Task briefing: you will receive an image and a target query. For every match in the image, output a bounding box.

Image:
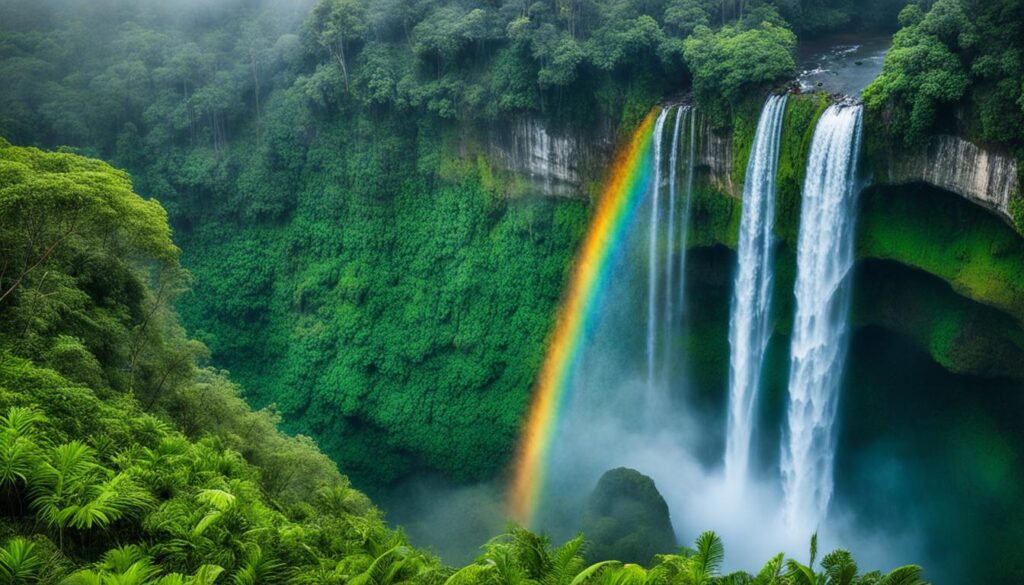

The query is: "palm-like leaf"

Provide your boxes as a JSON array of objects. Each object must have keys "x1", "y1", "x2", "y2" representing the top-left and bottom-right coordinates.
[
  {"x1": 719, "y1": 570, "x2": 753, "y2": 585},
  {"x1": 61, "y1": 548, "x2": 160, "y2": 585},
  {"x1": 542, "y1": 534, "x2": 585, "y2": 585},
  {"x1": 347, "y1": 545, "x2": 418, "y2": 585},
  {"x1": 198, "y1": 489, "x2": 237, "y2": 511},
  {"x1": 752, "y1": 553, "x2": 784, "y2": 585},
  {"x1": 783, "y1": 560, "x2": 816, "y2": 585},
  {"x1": 821, "y1": 550, "x2": 857, "y2": 585},
  {"x1": 0, "y1": 408, "x2": 45, "y2": 490},
  {"x1": 231, "y1": 544, "x2": 284, "y2": 585},
  {"x1": 568, "y1": 560, "x2": 620, "y2": 585},
  {"x1": 599, "y1": 564, "x2": 652, "y2": 585},
  {"x1": 442, "y1": 563, "x2": 495, "y2": 585},
  {"x1": 98, "y1": 544, "x2": 148, "y2": 572},
  {"x1": 879, "y1": 565, "x2": 928, "y2": 585},
  {"x1": 1, "y1": 408, "x2": 45, "y2": 440},
  {"x1": 0, "y1": 537, "x2": 43, "y2": 584},
  {"x1": 693, "y1": 531, "x2": 724, "y2": 577}
]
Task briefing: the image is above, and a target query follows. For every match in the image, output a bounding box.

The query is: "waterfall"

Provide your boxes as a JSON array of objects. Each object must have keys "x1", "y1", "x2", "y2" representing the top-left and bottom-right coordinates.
[
  {"x1": 781, "y1": 104, "x2": 864, "y2": 532},
  {"x1": 646, "y1": 109, "x2": 670, "y2": 401},
  {"x1": 677, "y1": 108, "x2": 696, "y2": 315},
  {"x1": 662, "y1": 106, "x2": 685, "y2": 371},
  {"x1": 724, "y1": 95, "x2": 788, "y2": 486}
]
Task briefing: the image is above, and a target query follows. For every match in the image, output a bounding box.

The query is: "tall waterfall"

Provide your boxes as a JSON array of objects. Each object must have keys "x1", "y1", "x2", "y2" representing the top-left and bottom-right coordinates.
[
  {"x1": 677, "y1": 108, "x2": 696, "y2": 316},
  {"x1": 661, "y1": 107, "x2": 684, "y2": 372},
  {"x1": 781, "y1": 104, "x2": 864, "y2": 532},
  {"x1": 724, "y1": 95, "x2": 787, "y2": 486},
  {"x1": 646, "y1": 109, "x2": 670, "y2": 401}
]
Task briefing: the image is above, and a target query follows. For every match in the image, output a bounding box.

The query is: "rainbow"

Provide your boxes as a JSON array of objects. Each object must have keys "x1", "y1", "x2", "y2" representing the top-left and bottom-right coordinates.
[{"x1": 508, "y1": 109, "x2": 661, "y2": 525}]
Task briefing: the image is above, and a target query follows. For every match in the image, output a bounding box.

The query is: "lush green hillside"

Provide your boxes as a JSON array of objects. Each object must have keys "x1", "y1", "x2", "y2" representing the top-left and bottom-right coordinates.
[{"x1": 175, "y1": 118, "x2": 589, "y2": 487}]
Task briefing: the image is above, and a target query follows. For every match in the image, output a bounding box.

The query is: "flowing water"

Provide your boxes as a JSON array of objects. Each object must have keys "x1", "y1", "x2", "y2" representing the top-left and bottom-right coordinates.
[
  {"x1": 661, "y1": 107, "x2": 685, "y2": 375},
  {"x1": 781, "y1": 104, "x2": 864, "y2": 532},
  {"x1": 677, "y1": 108, "x2": 697, "y2": 320},
  {"x1": 724, "y1": 95, "x2": 788, "y2": 487},
  {"x1": 646, "y1": 109, "x2": 670, "y2": 406}
]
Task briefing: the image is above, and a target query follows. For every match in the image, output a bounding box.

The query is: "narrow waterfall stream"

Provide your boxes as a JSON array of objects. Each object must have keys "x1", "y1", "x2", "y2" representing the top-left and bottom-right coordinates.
[
  {"x1": 782, "y1": 104, "x2": 864, "y2": 532},
  {"x1": 724, "y1": 95, "x2": 788, "y2": 486},
  {"x1": 677, "y1": 108, "x2": 696, "y2": 317},
  {"x1": 661, "y1": 107, "x2": 685, "y2": 375},
  {"x1": 646, "y1": 109, "x2": 670, "y2": 405}
]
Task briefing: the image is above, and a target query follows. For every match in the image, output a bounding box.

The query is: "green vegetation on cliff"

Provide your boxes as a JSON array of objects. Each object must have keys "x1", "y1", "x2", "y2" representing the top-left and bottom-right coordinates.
[
  {"x1": 177, "y1": 114, "x2": 589, "y2": 487},
  {"x1": 859, "y1": 183, "x2": 1024, "y2": 326}
]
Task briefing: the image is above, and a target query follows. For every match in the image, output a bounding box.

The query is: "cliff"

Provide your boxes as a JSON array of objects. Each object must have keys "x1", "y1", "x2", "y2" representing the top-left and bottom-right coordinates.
[
  {"x1": 481, "y1": 115, "x2": 616, "y2": 198},
  {"x1": 885, "y1": 135, "x2": 1020, "y2": 224}
]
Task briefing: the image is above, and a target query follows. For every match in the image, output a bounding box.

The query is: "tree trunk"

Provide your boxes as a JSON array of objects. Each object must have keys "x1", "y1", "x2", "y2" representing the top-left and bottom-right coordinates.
[
  {"x1": 335, "y1": 41, "x2": 350, "y2": 93},
  {"x1": 251, "y1": 57, "x2": 261, "y2": 146}
]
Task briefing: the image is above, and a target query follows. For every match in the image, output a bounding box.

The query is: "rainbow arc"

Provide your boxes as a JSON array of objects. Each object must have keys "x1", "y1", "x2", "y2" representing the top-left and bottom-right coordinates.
[{"x1": 508, "y1": 109, "x2": 661, "y2": 526}]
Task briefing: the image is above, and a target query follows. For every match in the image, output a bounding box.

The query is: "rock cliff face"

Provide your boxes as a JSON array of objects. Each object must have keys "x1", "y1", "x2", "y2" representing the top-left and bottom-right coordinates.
[
  {"x1": 696, "y1": 112, "x2": 736, "y2": 196},
  {"x1": 481, "y1": 109, "x2": 736, "y2": 200},
  {"x1": 887, "y1": 135, "x2": 1019, "y2": 224},
  {"x1": 483, "y1": 116, "x2": 616, "y2": 198},
  {"x1": 479, "y1": 111, "x2": 1018, "y2": 232}
]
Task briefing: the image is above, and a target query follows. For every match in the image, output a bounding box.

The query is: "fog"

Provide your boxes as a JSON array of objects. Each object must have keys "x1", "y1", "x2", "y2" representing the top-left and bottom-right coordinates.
[{"x1": 0, "y1": 0, "x2": 315, "y2": 35}]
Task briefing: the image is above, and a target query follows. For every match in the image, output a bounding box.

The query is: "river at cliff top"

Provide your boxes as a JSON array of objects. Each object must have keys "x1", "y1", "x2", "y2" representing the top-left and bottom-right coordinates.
[{"x1": 797, "y1": 33, "x2": 891, "y2": 98}]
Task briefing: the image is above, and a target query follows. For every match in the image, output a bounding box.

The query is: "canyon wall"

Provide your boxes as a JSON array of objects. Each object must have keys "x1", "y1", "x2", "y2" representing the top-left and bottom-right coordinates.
[{"x1": 886, "y1": 135, "x2": 1019, "y2": 224}]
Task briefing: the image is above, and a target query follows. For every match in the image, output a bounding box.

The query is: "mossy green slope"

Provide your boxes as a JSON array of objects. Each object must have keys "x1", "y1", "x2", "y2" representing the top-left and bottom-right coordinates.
[
  {"x1": 859, "y1": 183, "x2": 1024, "y2": 325},
  {"x1": 177, "y1": 112, "x2": 589, "y2": 491}
]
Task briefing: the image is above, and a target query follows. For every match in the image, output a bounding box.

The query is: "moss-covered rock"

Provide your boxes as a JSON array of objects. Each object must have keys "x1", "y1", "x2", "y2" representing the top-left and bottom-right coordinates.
[
  {"x1": 854, "y1": 260, "x2": 1024, "y2": 379},
  {"x1": 580, "y1": 468, "x2": 678, "y2": 566},
  {"x1": 775, "y1": 93, "x2": 829, "y2": 243},
  {"x1": 859, "y1": 183, "x2": 1024, "y2": 326}
]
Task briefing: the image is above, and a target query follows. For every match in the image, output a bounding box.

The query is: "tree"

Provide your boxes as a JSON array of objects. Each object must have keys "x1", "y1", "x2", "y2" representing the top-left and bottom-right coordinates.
[
  {"x1": 29, "y1": 442, "x2": 153, "y2": 550},
  {"x1": 664, "y1": 0, "x2": 711, "y2": 36},
  {"x1": 309, "y1": 0, "x2": 368, "y2": 92},
  {"x1": 682, "y1": 13, "x2": 796, "y2": 117},
  {"x1": 0, "y1": 538, "x2": 44, "y2": 584},
  {"x1": 0, "y1": 140, "x2": 177, "y2": 306},
  {"x1": 863, "y1": 0, "x2": 974, "y2": 145}
]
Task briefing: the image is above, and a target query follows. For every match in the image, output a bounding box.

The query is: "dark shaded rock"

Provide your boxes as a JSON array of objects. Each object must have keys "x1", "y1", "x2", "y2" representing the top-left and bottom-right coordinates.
[{"x1": 581, "y1": 468, "x2": 677, "y2": 566}]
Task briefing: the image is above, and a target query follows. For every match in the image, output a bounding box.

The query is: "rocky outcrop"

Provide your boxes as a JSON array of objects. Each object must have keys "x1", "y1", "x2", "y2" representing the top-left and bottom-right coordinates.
[
  {"x1": 483, "y1": 116, "x2": 616, "y2": 198},
  {"x1": 887, "y1": 135, "x2": 1019, "y2": 223},
  {"x1": 696, "y1": 112, "x2": 736, "y2": 197},
  {"x1": 479, "y1": 111, "x2": 1019, "y2": 230},
  {"x1": 481, "y1": 109, "x2": 736, "y2": 200}
]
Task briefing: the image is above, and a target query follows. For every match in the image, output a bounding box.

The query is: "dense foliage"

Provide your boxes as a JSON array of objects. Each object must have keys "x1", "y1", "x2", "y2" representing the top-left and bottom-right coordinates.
[
  {"x1": 176, "y1": 124, "x2": 590, "y2": 487},
  {"x1": 864, "y1": 0, "x2": 1024, "y2": 153}
]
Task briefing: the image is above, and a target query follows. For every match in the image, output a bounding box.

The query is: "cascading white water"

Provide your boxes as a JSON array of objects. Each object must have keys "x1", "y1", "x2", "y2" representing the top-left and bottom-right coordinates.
[
  {"x1": 646, "y1": 109, "x2": 670, "y2": 402},
  {"x1": 676, "y1": 108, "x2": 696, "y2": 315},
  {"x1": 781, "y1": 104, "x2": 864, "y2": 532},
  {"x1": 724, "y1": 95, "x2": 788, "y2": 486},
  {"x1": 662, "y1": 106, "x2": 685, "y2": 371}
]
